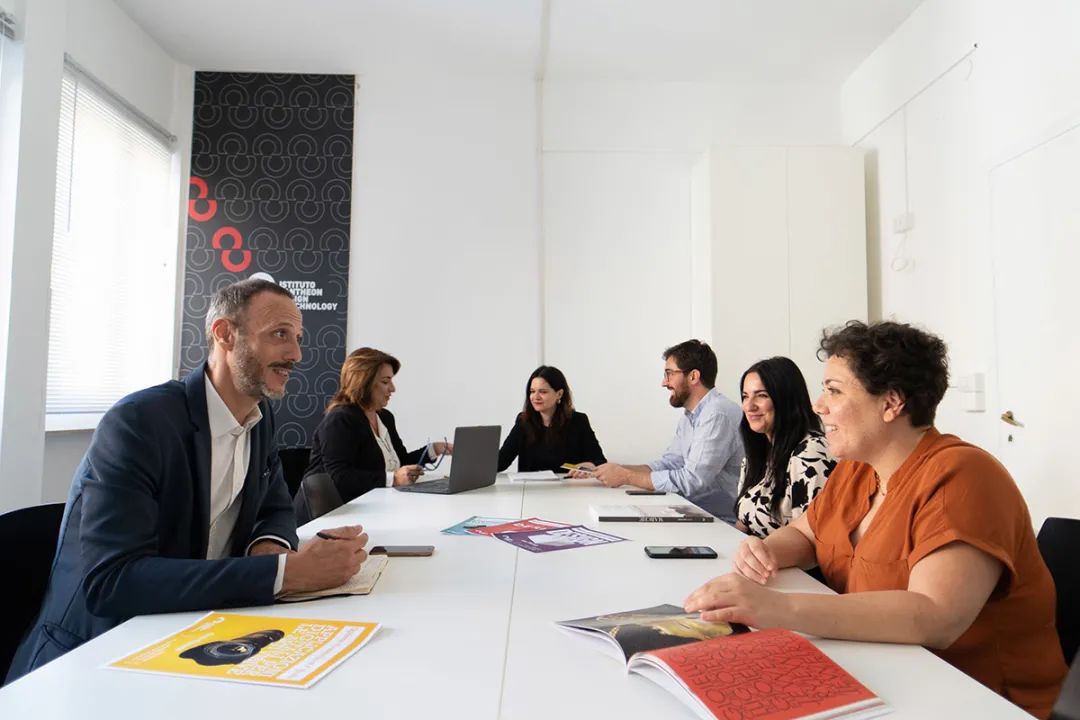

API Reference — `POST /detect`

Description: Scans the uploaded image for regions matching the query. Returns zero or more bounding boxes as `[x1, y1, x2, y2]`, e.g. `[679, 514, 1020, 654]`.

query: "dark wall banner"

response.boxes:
[181, 72, 354, 447]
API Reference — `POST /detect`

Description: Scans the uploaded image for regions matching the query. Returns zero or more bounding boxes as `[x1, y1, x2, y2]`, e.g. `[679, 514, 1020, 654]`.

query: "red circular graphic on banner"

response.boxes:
[212, 226, 251, 272]
[188, 176, 218, 222]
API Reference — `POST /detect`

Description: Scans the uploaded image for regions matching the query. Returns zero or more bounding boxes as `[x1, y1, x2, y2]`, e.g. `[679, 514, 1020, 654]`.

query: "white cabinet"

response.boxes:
[705, 146, 867, 395]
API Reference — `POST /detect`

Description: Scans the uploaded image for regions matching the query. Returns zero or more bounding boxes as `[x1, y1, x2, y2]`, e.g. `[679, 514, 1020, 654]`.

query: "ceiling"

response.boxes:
[114, 0, 924, 85]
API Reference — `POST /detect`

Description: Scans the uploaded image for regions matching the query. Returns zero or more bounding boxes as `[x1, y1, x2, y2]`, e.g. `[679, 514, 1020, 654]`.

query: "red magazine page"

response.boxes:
[647, 629, 881, 720]
[466, 518, 570, 536]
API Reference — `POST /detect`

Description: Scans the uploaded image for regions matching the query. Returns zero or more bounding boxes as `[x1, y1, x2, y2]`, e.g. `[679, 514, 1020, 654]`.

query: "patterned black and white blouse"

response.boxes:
[735, 432, 835, 538]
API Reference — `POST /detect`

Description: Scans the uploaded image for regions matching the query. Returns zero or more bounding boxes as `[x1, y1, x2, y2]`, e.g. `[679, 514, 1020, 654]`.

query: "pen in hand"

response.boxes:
[314, 526, 367, 545]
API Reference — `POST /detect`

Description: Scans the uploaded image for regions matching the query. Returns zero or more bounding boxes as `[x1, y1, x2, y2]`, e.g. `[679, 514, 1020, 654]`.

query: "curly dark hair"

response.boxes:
[817, 321, 949, 427]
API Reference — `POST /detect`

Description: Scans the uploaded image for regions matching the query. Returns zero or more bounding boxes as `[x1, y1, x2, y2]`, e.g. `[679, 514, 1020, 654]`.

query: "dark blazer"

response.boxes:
[305, 406, 424, 503]
[497, 411, 606, 473]
[6, 365, 298, 683]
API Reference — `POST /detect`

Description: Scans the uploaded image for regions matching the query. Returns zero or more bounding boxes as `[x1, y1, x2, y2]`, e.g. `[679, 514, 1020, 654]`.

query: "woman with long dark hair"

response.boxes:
[734, 356, 835, 537]
[497, 366, 606, 473]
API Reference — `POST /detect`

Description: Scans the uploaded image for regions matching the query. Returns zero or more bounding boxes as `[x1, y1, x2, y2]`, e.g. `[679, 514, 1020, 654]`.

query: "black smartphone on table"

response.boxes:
[626, 489, 666, 495]
[644, 545, 717, 559]
[370, 545, 435, 557]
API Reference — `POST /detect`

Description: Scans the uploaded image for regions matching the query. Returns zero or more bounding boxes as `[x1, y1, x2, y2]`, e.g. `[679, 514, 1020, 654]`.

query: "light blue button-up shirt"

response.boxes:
[648, 388, 744, 522]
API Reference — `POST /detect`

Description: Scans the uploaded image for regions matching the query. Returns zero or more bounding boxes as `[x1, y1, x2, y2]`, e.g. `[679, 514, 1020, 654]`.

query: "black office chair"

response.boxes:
[292, 472, 344, 527]
[1052, 649, 1080, 720]
[0, 502, 65, 684]
[1038, 517, 1080, 666]
[277, 446, 312, 498]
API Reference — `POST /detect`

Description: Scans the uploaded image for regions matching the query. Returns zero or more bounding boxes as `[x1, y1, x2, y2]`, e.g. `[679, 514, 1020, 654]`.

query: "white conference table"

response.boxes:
[0, 476, 1029, 719]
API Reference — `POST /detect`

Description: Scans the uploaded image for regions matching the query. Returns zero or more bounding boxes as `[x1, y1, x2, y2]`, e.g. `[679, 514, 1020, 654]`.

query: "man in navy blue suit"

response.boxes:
[7, 278, 367, 682]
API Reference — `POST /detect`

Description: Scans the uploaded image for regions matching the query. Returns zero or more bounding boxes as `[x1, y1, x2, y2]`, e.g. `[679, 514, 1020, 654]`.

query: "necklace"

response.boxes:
[875, 473, 887, 497]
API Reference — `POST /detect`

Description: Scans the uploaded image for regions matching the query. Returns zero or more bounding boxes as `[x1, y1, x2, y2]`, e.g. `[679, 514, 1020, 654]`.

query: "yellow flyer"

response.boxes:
[107, 612, 379, 688]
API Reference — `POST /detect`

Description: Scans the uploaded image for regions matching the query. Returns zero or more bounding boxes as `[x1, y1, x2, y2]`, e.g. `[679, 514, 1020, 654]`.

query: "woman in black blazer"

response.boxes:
[497, 366, 606, 473]
[305, 347, 452, 502]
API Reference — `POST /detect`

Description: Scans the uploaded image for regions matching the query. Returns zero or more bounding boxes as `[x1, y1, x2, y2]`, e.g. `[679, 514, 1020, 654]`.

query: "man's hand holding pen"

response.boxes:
[281, 525, 368, 593]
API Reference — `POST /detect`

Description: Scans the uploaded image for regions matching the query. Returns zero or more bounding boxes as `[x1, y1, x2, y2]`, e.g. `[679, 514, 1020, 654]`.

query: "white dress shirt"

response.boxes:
[205, 374, 288, 593]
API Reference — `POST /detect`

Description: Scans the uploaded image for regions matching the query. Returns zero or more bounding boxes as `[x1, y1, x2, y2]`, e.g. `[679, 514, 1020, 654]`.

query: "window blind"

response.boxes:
[0, 9, 14, 41]
[0, 9, 12, 90]
[46, 63, 176, 415]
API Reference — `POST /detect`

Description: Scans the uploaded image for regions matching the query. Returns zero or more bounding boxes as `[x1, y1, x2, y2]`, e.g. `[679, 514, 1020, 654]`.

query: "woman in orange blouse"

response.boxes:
[684, 321, 1066, 718]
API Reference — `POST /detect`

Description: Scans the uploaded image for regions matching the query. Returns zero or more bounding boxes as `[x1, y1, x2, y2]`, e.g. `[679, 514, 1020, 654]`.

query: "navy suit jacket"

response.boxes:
[6, 365, 299, 682]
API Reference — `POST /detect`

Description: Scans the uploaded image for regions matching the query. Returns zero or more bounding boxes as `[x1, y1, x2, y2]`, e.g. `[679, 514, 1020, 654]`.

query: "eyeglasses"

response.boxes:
[663, 369, 686, 379]
[417, 437, 448, 471]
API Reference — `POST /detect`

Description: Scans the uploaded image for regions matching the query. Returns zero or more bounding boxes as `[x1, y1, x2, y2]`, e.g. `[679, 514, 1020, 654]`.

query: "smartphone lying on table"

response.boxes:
[369, 545, 435, 557]
[626, 489, 666, 495]
[644, 545, 717, 559]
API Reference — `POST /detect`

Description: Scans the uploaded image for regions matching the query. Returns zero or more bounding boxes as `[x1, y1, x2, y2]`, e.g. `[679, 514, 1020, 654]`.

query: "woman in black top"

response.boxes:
[305, 347, 452, 502]
[497, 366, 606, 473]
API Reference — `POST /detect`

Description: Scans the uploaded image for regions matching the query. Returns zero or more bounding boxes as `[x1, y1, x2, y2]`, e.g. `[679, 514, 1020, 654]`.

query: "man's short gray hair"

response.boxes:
[205, 278, 294, 349]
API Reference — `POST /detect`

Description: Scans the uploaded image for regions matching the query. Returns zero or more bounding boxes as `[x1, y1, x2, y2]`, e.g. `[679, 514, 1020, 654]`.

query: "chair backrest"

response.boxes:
[0, 503, 65, 683]
[292, 472, 343, 527]
[1038, 517, 1080, 666]
[277, 446, 312, 498]
[1051, 649, 1080, 720]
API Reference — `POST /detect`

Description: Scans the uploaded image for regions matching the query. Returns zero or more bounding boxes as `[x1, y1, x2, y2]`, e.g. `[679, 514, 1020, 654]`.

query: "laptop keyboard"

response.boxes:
[396, 477, 451, 493]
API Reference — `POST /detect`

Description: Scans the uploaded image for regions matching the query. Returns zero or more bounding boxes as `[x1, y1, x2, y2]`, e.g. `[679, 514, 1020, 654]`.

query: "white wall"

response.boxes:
[688, 152, 712, 341]
[0, 0, 32, 496]
[841, 0, 1080, 524]
[544, 80, 842, 152]
[0, 0, 68, 513]
[543, 151, 694, 463]
[841, 0, 978, 145]
[856, 57, 997, 453]
[348, 73, 540, 454]
[541, 79, 845, 462]
[65, 0, 177, 129]
[0, 0, 191, 511]
[979, 0, 1080, 167]
[711, 146, 789, 393]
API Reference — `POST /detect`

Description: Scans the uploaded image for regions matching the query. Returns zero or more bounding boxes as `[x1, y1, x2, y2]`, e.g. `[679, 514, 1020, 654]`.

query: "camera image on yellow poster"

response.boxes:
[107, 612, 380, 688]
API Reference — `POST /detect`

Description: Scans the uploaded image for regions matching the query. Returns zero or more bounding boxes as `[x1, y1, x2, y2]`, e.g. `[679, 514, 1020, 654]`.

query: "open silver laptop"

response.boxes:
[395, 425, 500, 495]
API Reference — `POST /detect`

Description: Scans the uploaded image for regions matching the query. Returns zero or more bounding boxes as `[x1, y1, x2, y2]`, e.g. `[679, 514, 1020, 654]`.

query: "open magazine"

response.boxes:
[557, 604, 890, 720]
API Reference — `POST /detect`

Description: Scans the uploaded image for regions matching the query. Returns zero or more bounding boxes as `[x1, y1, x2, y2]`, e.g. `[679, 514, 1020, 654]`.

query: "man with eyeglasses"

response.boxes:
[585, 339, 743, 523]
